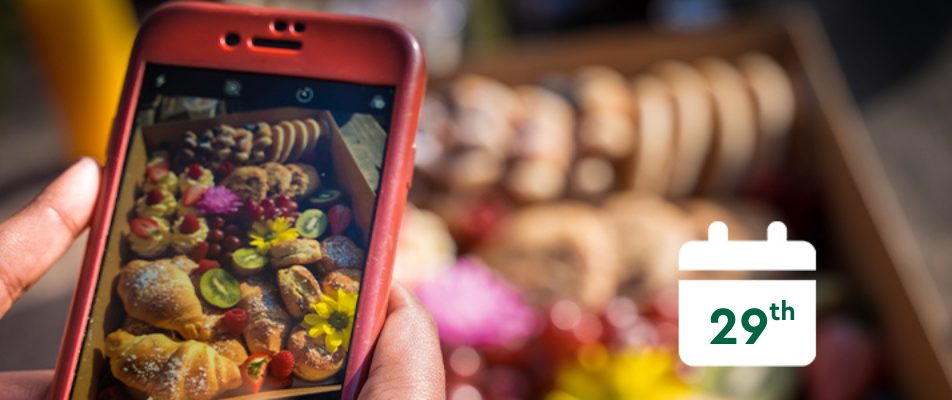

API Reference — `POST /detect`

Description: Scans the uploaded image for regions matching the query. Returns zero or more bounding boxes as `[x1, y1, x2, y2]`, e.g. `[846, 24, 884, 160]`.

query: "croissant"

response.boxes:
[117, 257, 210, 340]
[105, 330, 242, 400]
[239, 278, 291, 355]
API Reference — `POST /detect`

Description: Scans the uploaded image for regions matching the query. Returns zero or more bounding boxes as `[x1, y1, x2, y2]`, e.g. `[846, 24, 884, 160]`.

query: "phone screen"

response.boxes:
[70, 64, 394, 400]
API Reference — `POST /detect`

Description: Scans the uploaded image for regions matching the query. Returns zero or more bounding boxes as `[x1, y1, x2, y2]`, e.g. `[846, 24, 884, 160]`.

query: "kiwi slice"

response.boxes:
[232, 248, 268, 276]
[295, 209, 328, 239]
[307, 189, 341, 207]
[200, 268, 241, 308]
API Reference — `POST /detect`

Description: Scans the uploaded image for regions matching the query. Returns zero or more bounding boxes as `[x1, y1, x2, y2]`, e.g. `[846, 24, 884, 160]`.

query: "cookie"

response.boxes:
[285, 163, 320, 198]
[577, 109, 635, 160]
[266, 123, 285, 163]
[303, 118, 322, 155]
[476, 202, 620, 309]
[269, 238, 323, 268]
[574, 65, 632, 114]
[291, 120, 311, 161]
[222, 166, 269, 202]
[278, 121, 298, 162]
[262, 162, 292, 196]
[627, 74, 676, 194]
[315, 235, 364, 275]
[696, 57, 757, 195]
[737, 53, 795, 174]
[653, 60, 714, 197]
[602, 192, 696, 297]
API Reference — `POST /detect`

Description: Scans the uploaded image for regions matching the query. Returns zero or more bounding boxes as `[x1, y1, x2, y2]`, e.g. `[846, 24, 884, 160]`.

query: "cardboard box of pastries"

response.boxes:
[71, 106, 383, 399]
[414, 6, 951, 398]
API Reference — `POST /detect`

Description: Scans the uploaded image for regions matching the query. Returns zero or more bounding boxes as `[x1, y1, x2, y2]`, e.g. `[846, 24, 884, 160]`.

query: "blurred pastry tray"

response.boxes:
[435, 6, 951, 398]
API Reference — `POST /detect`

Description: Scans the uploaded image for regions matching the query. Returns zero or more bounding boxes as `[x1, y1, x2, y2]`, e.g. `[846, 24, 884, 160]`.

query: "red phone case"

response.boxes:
[49, 3, 425, 399]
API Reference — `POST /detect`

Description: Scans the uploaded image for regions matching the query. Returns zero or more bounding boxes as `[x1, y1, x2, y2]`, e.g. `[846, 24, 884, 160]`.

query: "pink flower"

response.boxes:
[196, 186, 241, 215]
[415, 257, 538, 347]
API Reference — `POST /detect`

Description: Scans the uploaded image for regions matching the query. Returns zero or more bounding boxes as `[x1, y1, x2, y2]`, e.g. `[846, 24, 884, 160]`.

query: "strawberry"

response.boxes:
[181, 184, 206, 207]
[222, 308, 249, 336]
[145, 189, 164, 206]
[269, 350, 294, 379]
[145, 165, 169, 183]
[187, 163, 204, 180]
[241, 354, 270, 394]
[328, 204, 352, 235]
[195, 259, 220, 276]
[189, 241, 210, 261]
[130, 217, 161, 238]
[179, 213, 201, 234]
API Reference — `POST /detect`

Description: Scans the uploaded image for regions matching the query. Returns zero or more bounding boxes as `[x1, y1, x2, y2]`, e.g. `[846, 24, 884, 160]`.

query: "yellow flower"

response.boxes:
[249, 217, 298, 253]
[301, 289, 358, 353]
[547, 345, 697, 400]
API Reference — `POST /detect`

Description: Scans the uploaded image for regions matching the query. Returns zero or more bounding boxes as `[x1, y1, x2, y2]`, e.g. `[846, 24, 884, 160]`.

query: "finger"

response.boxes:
[0, 370, 53, 400]
[0, 158, 100, 316]
[359, 283, 445, 400]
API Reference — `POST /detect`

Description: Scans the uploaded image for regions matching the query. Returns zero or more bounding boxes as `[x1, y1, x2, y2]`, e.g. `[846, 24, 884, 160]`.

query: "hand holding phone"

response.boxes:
[45, 3, 427, 399]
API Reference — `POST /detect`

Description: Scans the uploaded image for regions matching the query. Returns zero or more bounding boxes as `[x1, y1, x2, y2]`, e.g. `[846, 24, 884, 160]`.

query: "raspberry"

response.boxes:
[180, 213, 201, 234]
[222, 308, 248, 336]
[189, 241, 210, 261]
[269, 350, 295, 379]
[187, 163, 204, 180]
[195, 259, 220, 276]
[145, 189, 164, 205]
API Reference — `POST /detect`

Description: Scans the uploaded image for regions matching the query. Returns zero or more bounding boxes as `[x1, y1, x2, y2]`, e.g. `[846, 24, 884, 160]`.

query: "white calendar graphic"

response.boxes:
[678, 221, 816, 366]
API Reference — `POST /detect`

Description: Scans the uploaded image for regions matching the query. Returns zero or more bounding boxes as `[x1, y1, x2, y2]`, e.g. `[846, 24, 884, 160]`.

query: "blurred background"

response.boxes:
[1, 0, 951, 399]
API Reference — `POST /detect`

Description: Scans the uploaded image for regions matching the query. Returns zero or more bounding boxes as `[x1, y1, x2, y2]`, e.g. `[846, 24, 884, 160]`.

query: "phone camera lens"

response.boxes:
[224, 33, 241, 47]
[293, 22, 305, 33]
[273, 20, 288, 32]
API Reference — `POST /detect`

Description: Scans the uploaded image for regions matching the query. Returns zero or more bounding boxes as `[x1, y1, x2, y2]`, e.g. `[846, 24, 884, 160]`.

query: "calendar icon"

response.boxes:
[678, 221, 816, 366]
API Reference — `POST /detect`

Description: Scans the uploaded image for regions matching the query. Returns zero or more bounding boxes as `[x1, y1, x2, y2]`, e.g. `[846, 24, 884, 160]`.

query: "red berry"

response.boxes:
[260, 199, 276, 219]
[208, 228, 225, 243]
[224, 224, 241, 236]
[145, 165, 169, 183]
[275, 195, 294, 209]
[180, 213, 201, 234]
[209, 216, 226, 229]
[208, 243, 222, 258]
[182, 185, 206, 207]
[145, 189, 164, 205]
[217, 161, 235, 178]
[269, 350, 295, 379]
[223, 236, 241, 252]
[222, 308, 249, 336]
[189, 241, 210, 260]
[187, 163, 204, 180]
[130, 217, 161, 238]
[328, 204, 352, 235]
[195, 259, 220, 275]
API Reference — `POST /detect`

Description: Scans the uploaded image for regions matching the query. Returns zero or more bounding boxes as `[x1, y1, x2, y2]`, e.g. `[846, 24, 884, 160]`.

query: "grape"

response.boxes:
[208, 243, 222, 258]
[208, 229, 225, 243]
[209, 216, 226, 229]
[223, 236, 241, 252]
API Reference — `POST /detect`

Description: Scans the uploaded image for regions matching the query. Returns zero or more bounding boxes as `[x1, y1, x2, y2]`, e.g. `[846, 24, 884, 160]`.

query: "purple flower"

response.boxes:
[415, 257, 538, 347]
[196, 186, 241, 215]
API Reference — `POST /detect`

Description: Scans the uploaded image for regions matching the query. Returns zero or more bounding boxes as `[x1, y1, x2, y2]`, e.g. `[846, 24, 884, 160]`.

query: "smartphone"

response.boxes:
[49, 3, 425, 399]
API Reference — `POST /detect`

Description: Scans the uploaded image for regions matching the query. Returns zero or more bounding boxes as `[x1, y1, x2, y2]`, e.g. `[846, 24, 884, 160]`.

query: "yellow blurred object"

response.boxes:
[547, 346, 699, 400]
[16, 0, 137, 163]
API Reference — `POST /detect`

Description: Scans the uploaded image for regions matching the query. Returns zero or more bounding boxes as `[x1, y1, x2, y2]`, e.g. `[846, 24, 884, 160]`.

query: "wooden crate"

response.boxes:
[436, 6, 951, 398]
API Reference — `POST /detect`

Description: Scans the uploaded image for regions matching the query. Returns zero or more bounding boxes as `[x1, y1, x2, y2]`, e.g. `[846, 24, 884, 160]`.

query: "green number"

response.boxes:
[710, 308, 737, 344]
[742, 308, 768, 344]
